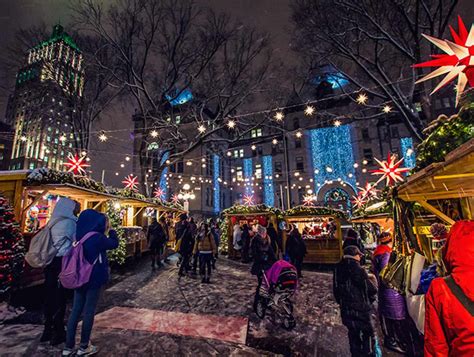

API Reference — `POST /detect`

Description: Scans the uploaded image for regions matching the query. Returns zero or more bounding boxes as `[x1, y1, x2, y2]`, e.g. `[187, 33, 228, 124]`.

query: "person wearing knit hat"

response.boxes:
[378, 231, 392, 244]
[334, 240, 377, 356]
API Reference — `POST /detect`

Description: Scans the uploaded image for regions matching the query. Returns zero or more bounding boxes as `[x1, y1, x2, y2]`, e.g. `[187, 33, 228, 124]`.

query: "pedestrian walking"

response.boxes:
[285, 224, 307, 278]
[41, 197, 80, 346]
[250, 225, 277, 309]
[233, 223, 242, 254]
[241, 224, 251, 263]
[425, 220, 474, 356]
[372, 232, 412, 354]
[333, 245, 377, 357]
[193, 223, 217, 283]
[266, 222, 280, 257]
[176, 214, 194, 277]
[343, 228, 366, 265]
[148, 217, 167, 270]
[62, 210, 119, 356]
[210, 220, 220, 269]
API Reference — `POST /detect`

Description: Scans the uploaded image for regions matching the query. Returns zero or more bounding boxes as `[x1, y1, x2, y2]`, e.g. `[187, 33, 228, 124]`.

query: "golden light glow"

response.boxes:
[295, 131, 303, 138]
[272, 138, 278, 145]
[304, 105, 315, 116]
[334, 120, 342, 127]
[227, 120, 236, 129]
[383, 105, 392, 113]
[356, 93, 368, 105]
[274, 111, 284, 121]
[99, 132, 108, 142]
[150, 130, 158, 138]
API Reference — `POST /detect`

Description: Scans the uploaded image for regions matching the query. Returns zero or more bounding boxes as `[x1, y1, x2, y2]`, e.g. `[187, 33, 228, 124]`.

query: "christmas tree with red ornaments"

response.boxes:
[0, 196, 25, 294]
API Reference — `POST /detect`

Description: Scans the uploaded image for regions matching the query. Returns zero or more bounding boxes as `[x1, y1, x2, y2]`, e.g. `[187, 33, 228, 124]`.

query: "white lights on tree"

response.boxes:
[20, 135, 27, 142]
[98, 132, 108, 142]
[198, 125, 206, 133]
[125, 156, 130, 161]
[274, 111, 284, 121]
[296, 131, 303, 138]
[356, 93, 368, 105]
[227, 120, 236, 129]
[383, 105, 392, 113]
[334, 120, 342, 127]
[272, 138, 278, 145]
[150, 130, 158, 138]
[304, 105, 315, 116]
[59, 134, 67, 142]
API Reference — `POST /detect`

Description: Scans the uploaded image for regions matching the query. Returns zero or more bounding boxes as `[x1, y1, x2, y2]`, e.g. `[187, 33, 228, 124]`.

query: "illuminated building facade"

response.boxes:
[8, 24, 84, 170]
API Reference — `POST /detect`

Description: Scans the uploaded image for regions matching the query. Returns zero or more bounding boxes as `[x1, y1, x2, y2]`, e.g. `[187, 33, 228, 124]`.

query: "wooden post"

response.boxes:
[418, 200, 456, 225]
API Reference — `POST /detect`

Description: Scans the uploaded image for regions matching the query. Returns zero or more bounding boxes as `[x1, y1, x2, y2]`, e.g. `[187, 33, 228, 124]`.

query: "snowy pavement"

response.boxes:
[0, 255, 394, 356]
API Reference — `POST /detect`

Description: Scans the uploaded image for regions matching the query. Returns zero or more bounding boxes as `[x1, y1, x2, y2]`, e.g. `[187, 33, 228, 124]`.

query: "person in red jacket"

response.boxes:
[425, 220, 474, 356]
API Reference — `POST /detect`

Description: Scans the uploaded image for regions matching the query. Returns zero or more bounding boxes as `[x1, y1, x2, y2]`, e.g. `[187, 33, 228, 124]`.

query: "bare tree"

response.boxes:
[291, 0, 459, 140]
[72, 0, 273, 192]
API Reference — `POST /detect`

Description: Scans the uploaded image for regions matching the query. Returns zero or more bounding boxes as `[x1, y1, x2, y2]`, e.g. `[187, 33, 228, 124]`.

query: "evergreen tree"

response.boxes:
[0, 196, 25, 294]
[105, 201, 126, 265]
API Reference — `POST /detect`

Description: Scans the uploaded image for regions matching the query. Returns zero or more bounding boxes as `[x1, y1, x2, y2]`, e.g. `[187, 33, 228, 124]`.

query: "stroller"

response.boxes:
[254, 260, 298, 330]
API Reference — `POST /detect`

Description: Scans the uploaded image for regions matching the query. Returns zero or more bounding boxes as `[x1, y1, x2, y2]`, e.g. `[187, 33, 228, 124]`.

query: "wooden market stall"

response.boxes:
[283, 206, 345, 264]
[397, 138, 474, 261]
[221, 204, 281, 258]
[351, 201, 394, 247]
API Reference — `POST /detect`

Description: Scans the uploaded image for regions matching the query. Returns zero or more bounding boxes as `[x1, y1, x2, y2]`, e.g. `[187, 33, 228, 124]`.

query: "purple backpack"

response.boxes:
[59, 232, 101, 289]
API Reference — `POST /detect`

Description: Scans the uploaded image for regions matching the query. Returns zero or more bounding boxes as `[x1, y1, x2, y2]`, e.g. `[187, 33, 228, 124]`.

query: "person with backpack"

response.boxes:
[40, 197, 80, 345]
[62, 209, 118, 357]
[193, 223, 217, 283]
[425, 220, 474, 356]
[148, 217, 167, 271]
[286, 224, 307, 278]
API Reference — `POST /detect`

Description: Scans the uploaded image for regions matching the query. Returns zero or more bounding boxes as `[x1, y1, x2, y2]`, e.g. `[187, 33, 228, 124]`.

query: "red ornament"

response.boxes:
[243, 194, 254, 206]
[154, 187, 165, 199]
[414, 16, 474, 105]
[122, 174, 139, 191]
[371, 153, 410, 186]
[64, 153, 89, 175]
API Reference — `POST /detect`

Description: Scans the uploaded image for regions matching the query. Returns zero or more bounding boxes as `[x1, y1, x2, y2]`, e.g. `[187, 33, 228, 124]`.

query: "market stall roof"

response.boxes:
[397, 138, 474, 202]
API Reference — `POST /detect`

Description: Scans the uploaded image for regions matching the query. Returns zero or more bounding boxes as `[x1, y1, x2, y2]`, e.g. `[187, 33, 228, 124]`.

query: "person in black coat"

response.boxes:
[333, 245, 378, 357]
[286, 225, 307, 278]
[240, 224, 251, 263]
[266, 222, 280, 257]
[343, 228, 366, 265]
[148, 218, 166, 270]
[175, 214, 194, 277]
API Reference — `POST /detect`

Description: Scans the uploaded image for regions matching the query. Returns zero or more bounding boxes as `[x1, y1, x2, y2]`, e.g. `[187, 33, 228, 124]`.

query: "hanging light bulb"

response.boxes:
[356, 93, 368, 105]
[304, 105, 315, 116]
[274, 111, 284, 121]
[150, 130, 158, 138]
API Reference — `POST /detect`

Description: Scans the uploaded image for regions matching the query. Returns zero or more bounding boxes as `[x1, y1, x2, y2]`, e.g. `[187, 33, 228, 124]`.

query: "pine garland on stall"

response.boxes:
[105, 201, 126, 265]
[0, 196, 25, 295]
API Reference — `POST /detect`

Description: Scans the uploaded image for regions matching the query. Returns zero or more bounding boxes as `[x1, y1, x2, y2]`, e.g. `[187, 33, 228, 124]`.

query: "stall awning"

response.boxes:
[398, 138, 474, 202]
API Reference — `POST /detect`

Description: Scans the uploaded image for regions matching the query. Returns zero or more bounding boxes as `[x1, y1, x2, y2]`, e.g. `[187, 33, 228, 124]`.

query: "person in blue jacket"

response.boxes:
[62, 209, 118, 357]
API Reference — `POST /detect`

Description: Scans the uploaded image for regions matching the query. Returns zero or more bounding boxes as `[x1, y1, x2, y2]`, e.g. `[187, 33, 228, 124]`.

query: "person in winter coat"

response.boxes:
[266, 222, 280, 257]
[233, 224, 242, 252]
[334, 245, 377, 357]
[62, 210, 118, 357]
[251, 225, 277, 307]
[41, 197, 80, 346]
[241, 224, 251, 263]
[425, 220, 474, 356]
[176, 214, 194, 277]
[148, 217, 167, 270]
[193, 223, 217, 283]
[372, 231, 411, 354]
[286, 225, 307, 278]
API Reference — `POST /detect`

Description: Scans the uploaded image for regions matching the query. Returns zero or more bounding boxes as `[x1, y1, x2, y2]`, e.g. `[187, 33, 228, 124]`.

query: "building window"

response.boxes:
[239, 149, 244, 158]
[363, 148, 373, 165]
[296, 157, 304, 171]
[293, 118, 300, 130]
[361, 128, 370, 142]
[175, 115, 181, 124]
[255, 164, 262, 179]
[295, 138, 302, 149]
[251, 128, 262, 138]
[257, 146, 263, 155]
[391, 126, 400, 138]
[275, 161, 282, 174]
[233, 149, 244, 158]
[236, 166, 243, 181]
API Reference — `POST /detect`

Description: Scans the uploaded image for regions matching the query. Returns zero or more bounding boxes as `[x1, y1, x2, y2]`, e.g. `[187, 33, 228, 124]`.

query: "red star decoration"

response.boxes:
[243, 194, 254, 206]
[64, 153, 89, 175]
[414, 16, 474, 105]
[171, 194, 180, 204]
[303, 195, 315, 206]
[371, 153, 410, 186]
[358, 182, 379, 200]
[352, 193, 367, 209]
[153, 187, 166, 199]
[122, 174, 139, 191]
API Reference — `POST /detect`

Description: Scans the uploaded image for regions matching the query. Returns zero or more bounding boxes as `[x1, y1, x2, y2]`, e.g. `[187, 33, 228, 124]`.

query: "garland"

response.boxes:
[284, 205, 347, 220]
[416, 91, 474, 170]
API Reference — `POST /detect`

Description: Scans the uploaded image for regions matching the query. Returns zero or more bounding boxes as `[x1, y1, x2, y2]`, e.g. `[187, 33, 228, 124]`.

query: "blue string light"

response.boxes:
[243, 158, 253, 195]
[262, 155, 274, 207]
[159, 151, 169, 199]
[400, 137, 416, 170]
[212, 154, 220, 213]
[309, 125, 357, 194]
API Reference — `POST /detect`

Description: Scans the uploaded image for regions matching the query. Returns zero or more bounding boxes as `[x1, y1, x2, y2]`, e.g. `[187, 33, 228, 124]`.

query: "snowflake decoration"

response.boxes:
[153, 187, 165, 199]
[64, 153, 89, 175]
[371, 153, 410, 186]
[122, 174, 139, 191]
[358, 182, 379, 200]
[414, 16, 474, 105]
[352, 193, 367, 209]
[243, 194, 254, 206]
[171, 194, 180, 204]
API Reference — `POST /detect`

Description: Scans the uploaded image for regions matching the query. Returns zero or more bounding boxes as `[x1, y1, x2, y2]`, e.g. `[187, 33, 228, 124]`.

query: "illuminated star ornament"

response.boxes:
[153, 187, 165, 199]
[414, 16, 474, 105]
[171, 194, 180, 204]
[303, 195, 315, 206]
[64, 153, 90, 175]
[371, 153, 410, 186]
[122, 174, 139, 191]
[358, 182, 379, 200]
[352, 193, 367, 209]
[243, 194, 254, 206]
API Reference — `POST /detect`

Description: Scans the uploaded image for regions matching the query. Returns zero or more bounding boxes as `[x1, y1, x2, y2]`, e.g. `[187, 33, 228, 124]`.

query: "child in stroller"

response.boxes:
[254, 259, 298, 330]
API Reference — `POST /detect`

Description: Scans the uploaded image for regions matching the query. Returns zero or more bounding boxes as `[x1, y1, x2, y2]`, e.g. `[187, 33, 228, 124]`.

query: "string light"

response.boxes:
[251, 145, 257, 150]
[334, 120, 341, 127]
[227, 151, 232, 157]
[295, 131, 303, 138]
[356, 93, 368, 105]
[198, 125, 206, 133]
[272, 138, 278, 145]
[227, 120, 236, 129]
[120, 163, 125, 168]
[150, 130, 158, 138]
[59, 134, 67, 142]
[125, 156, 130, 161]
[98, 131, 108, 142]
[20, 135, 27, 142]
[383, 105, 392, 113]
[274, 111, 284, 121]
[304, 105, 315, 116]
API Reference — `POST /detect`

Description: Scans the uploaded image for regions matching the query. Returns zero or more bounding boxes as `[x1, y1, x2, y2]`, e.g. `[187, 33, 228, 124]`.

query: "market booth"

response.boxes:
[0, 169, 181, 286]
[397, 138, 474, 261]
[351, 201, 394, 247]
[220, 204, 281, 257]
[282, 205, 345, 264]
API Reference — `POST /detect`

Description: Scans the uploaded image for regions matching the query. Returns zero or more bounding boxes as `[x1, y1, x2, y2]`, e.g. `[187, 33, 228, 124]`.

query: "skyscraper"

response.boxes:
[8, 24, 84, 170]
